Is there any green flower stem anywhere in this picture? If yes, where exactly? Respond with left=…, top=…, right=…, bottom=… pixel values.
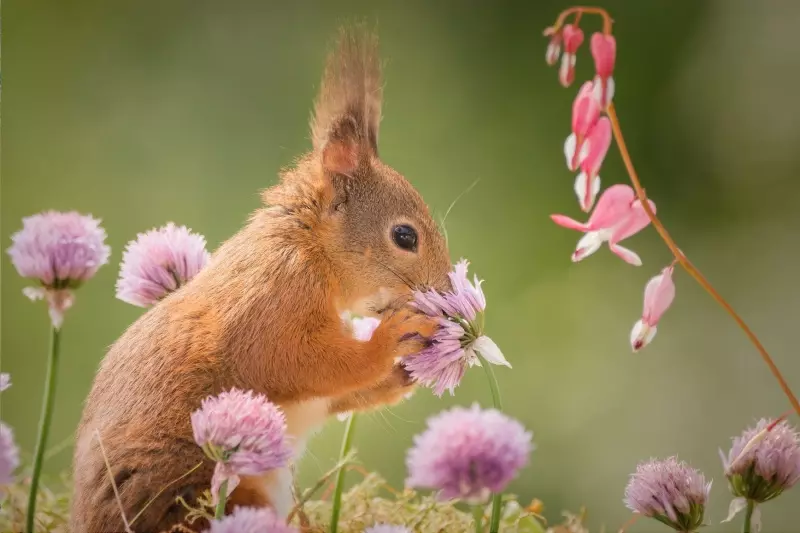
left=330, top=413, right=357, bottom=533
left=478, top=353, right=504, bottom=533
left=215, top=479, right=229, bottom=519
left=26, top=326, right=62, bottom=533
left=473, top=505, right=485, bottom=533
left=742, top=499, right=755, bottom=533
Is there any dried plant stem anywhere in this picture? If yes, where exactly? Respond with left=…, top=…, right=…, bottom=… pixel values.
left=606, top=102, right=800, bottom=416
left=26, top=327, right=62, bottom=533
left=478, top=353, right=504, bottom=533
left=329, top=413, right=357, bottom=533
left=95, top=429, right=134, bottom=533
left=287, top=450, right=357, bottom=522
left=551, top=5, right=800, bottom=418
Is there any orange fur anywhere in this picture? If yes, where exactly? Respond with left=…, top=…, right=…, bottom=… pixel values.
left=71, top=26, right=451, bottom=532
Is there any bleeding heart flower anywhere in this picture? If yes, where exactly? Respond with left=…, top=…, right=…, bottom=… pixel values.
left=551, top=184, right=655, bottom=265
left=573, top=117, right=612, bottom=212
left=630, top=265, right=675, bottom=351
left=544, top=29, right=562, bottom=66
left=558, top=24, right=584, bottom=87
left=590, top=33, right=616, bottom=108
left=564, top=82, right=601, bottom=172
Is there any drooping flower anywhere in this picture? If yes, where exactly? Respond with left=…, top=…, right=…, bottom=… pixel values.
left=7, top=211, right=111, bottom=328
left=630, top=265, right=676, bottom=351
left=0, top=373, right=10, bottom=392
left=191, top=389, right=291, bottom=503
left=624, top=457, right=711, bottom=532
left=590, top=32, right=617, bottom=108
left=564, top=81, right=601, bottom=173
left=116, top=222, right=211, bottom=307
left=0, top=422, right=20, bottom=485
left=406, top=404, right=533, bottom=503
left=543, top=27, right=561, bottom=66
left=203, top=506, right=298, bottom=533
left=407, top=260, right=509, bottom=396
left=720, top=418, right=800, bottom=530
left=573, top=117, right=612, bottom=212
left=551, top=184, right=655, bottom=266
left=558, top=24, right=584, bottom=87
left=365, top=524, right=411, bottom=533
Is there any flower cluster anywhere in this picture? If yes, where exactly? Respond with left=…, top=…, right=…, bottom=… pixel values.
left=116, top=222, right=211, bottom=307
left=623, top=457, right=711, bottom=532
left=7, top=211, right=111, bottom=328
left=406, top=404, right=533, bottom=503
left=203, top=506, right=297, bottom=533
left=720, top=418, right=800, bottom=529
left=545, top=18, right=676, bottom=352
left=406, top=260, right=509, bottom=396
left=191, top=388, right=292, bottom=502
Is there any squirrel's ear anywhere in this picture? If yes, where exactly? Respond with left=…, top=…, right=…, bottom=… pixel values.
left=321, top=115, right=364, bottom=177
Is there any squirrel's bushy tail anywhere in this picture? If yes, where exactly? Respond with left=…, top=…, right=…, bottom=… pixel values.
left=311, top=25, right=383, bottom=154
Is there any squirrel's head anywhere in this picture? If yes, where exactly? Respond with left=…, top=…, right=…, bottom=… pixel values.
left=264, top=27, right=452, bottom=316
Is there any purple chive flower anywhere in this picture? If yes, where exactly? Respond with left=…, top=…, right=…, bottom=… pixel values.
left=0, top=422, right=20, bottom=485
left=719, top=418, right=800, bottom=527
left=203, top=506, right=298, bottom=533
left=116, top=222, right=210, bottom=307
left=406, top=259, right=509, bottom=396
left=624, top=457, right=711, bottom=532
left=191, top=389, right=292, bottom=502
left=406, top=404, right=533, bottom=503
left=365, top=525, right=410, bottom=533
left=7, top=211, right=110, bottom=328
left=0, top=373, right=10, bottom=392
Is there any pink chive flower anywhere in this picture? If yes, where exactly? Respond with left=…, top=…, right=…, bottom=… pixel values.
left=544, top=28, right=562, bottom=66
left=590, top=32, right=617, bottom=108
left=191, top=388, right=292, bottom=503
left=573, top=117, right=612, bottom=212
left=558, top=24, right=584, bottom=87
left=630, top=265, right=676, bottom=352
left=0, top=373, right=10, bottom=392
left=624, top=457, right=711, bottom=532
left=406, top=404, right=533, bottom=503
left=407, top=260, right=508, bottom=396
left=564, top=81, right=601, bottom=173
left=203, top=506, right=298, bottom=533
left=7, top=211, right=111, bottom=329
left=551, top=184, right=655, bottom=266
left=365, top=525, right=410, bottom=533
left=0, top=423, right=20, bottom=485
left=720, top=419, right=800, bottom=529
left=116, top=222, right=211, bottom=308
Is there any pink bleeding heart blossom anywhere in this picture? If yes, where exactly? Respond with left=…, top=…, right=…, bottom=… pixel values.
left=408, top=260, right=508, bottom=396
left=564, top=81, right=601, bottom=173
left=406, top=404, right=533, bottom=503
left=591, top=32, right=617, bottom=108
left=573, top=117, right=612, bottom=212
left=558, top=24, right=584, bottom=87
left=551, top=184, right=655, bottom=265
left=630, top=265, right=675, bottom=352
left=116, top=222, right=211, bottom=307
left=544, top=28, right=562, bottom=66
left=203, top=506, right=297, bottom=533
left=191, top=389, right=291, bottom=504
left=7, top=211, right=111, bottom=328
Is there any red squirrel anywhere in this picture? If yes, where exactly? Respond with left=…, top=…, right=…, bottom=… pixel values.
left=71, top=26, right=453, bottom=533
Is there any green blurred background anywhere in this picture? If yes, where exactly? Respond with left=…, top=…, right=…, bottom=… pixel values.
left=4, top=0, right=800, bottom=530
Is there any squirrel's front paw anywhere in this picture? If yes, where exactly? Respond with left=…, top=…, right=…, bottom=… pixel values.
left=377, top=306, right=437, bottom=360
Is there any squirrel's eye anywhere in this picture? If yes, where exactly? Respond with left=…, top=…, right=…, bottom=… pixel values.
left=392, top=224, right=418, bottom=252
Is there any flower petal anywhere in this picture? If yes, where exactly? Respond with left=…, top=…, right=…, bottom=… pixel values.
left=630, top=319, right=656, bottom=352
left=573, top=171, right=601, bottom=213
left=564, top=133, right=577, bottom=170
left=211, top=462, right=241, bottom=505
left=722, top=497, right=748, bottom=523
left=473, top=336, right=511, bottom=368
left=752, top=504, right=762, bottom=533
left=550, top=214, right=589, bottom=232
left=609, top=243, right=642, bottom=266
left=572, top=231, right=606, bottom=262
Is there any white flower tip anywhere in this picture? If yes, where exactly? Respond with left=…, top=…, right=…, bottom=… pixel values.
left=630, top=320, right=656, bottom=352
left=564, top=134, right=577, bottom=170
left=722, top=497, right=749, bottom=523
left=473, top=336, right=511, bottom=368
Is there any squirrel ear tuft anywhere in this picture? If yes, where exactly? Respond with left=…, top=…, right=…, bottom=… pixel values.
left=321, top=115, right=363, bottom=176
